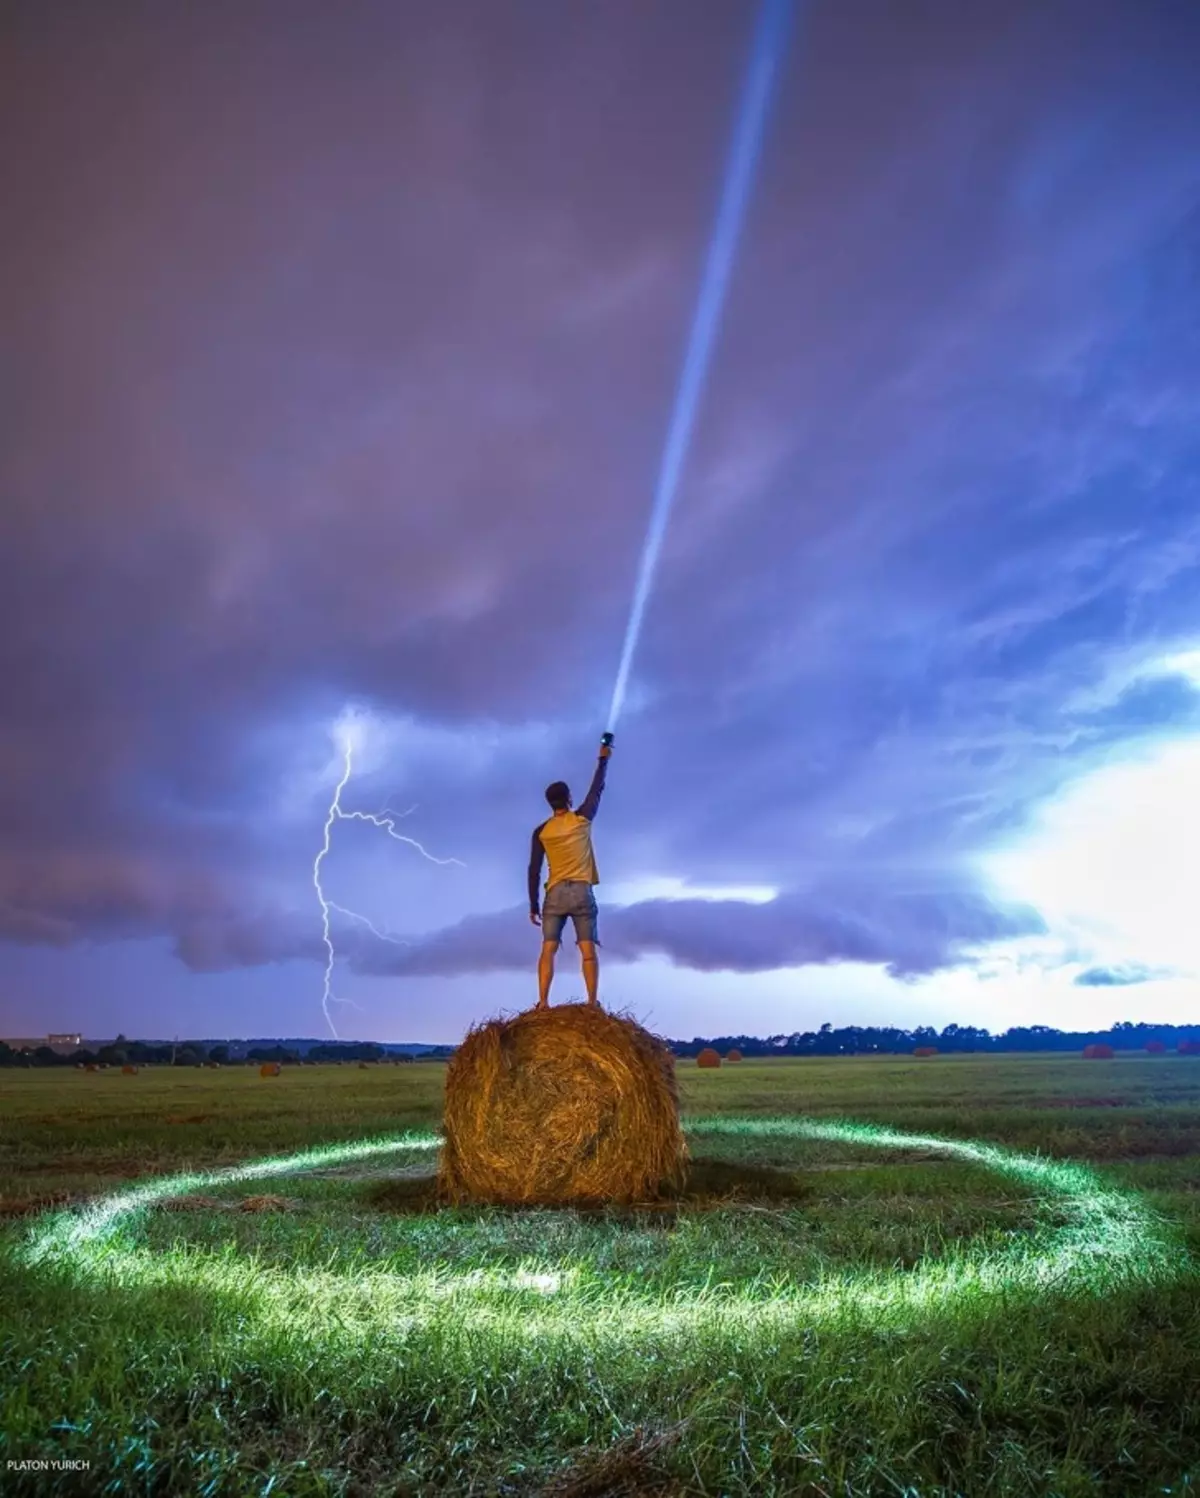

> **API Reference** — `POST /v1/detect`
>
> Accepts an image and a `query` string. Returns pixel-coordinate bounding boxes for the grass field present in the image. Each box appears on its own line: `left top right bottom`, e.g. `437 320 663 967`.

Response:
2 1052 1199 1496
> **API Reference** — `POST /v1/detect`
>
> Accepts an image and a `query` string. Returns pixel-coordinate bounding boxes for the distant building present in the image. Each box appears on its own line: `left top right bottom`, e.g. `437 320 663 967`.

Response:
2 1033 85 1054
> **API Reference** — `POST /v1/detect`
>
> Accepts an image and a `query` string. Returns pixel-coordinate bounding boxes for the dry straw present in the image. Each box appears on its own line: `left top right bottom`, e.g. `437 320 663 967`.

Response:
696 1047 721 1068
439 1002 687 1206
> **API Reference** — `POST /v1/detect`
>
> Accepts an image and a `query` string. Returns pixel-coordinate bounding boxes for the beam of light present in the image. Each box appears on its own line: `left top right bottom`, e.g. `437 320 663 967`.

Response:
313 722 464 1039
606 0 795 731
21 1115 1179 1342
21 1131 440 1260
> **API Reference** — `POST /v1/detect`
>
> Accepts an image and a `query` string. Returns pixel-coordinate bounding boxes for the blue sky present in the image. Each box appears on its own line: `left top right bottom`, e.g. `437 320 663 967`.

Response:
2 0 1199 1043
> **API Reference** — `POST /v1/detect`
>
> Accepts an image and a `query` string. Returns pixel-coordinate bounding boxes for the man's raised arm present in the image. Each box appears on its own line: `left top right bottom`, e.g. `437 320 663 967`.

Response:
578 745 611 822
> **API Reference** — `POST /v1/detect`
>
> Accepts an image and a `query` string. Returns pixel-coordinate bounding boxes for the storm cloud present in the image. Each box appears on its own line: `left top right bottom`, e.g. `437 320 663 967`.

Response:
2 0 1199 1036
1074 965 1163 989
343 885 1045 982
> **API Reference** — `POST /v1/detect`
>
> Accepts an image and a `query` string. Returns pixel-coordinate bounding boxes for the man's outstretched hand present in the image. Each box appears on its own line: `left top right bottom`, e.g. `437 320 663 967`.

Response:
599 743 612 760
530 911 541 927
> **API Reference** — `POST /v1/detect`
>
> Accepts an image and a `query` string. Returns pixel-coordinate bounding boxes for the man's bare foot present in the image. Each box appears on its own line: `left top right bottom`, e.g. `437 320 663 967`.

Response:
587 998 600 1008
535 1001 549 1011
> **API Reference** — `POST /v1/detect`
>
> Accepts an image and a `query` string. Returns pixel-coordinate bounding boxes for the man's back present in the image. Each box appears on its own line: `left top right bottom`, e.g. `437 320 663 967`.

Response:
537 808 599 889
528 754 608 907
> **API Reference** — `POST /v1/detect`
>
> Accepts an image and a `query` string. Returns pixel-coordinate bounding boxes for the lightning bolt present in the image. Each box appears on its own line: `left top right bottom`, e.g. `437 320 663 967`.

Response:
313 728 464 1038
327 902 410 947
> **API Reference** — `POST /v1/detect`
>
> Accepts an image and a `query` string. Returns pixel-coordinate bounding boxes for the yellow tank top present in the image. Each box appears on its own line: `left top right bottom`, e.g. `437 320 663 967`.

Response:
538 810 599 890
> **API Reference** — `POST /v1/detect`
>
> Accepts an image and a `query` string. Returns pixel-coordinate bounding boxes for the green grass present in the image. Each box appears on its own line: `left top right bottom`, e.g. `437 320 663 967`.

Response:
2 1053 1199 1496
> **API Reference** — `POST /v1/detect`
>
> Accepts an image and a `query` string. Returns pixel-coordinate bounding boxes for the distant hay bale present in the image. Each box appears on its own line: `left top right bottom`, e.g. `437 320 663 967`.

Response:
726 1048 743 1062
438 1002 686 1206
1082 1044 1115 1059
1178 1040 1200 1056
121 1064 138 1075
84 1064 97 1074
358 1061 370 1070
913 1046 939 1057
259 1062 282 1078
696 1048 722 1068
205 1061 220 1069
1145 1040 1166 1054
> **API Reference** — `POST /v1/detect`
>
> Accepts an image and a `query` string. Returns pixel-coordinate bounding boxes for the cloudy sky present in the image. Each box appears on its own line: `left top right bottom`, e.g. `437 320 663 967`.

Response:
3 0 1200 1044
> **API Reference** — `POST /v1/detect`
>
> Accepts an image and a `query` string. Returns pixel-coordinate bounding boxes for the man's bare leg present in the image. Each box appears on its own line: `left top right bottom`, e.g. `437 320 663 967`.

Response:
537 940 559 1008
579 940 599 1006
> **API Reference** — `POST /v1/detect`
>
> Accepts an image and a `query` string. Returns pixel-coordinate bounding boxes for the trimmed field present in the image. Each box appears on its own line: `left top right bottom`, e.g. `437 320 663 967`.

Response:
2 1053 1199 1496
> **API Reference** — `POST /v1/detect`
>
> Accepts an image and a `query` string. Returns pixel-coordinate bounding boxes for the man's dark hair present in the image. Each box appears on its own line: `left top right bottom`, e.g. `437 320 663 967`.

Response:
545 781 571 811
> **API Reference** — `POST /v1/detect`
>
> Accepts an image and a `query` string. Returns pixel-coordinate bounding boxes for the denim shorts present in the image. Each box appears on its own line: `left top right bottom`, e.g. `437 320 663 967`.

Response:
541 880 599 945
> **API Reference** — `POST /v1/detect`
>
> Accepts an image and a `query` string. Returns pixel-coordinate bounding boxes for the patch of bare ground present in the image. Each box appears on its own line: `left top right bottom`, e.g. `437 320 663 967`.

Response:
158 1193 301 1213
239 1193 295 1212
538 1422 687 1498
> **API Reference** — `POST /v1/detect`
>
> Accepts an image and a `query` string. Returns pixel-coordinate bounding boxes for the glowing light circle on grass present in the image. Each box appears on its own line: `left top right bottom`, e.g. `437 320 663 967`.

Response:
22 1118 1179 1342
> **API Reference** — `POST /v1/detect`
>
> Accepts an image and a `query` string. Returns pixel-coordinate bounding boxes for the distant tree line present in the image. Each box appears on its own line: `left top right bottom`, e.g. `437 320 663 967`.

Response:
668 1020 1200 1057
0 1034 196 1068
4 1019 1198 1067
240 1042 416 1064
0 1035 418 1067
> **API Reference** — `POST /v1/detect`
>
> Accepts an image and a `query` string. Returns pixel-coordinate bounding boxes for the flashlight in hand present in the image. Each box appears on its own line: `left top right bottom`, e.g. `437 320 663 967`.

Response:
600 731 614 758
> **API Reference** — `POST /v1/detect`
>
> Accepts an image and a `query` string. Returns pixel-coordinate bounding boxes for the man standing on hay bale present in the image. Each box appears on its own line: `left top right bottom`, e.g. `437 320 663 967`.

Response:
528 733 613 1010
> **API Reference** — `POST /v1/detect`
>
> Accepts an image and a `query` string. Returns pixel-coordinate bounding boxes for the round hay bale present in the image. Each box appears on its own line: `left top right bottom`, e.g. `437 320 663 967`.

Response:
913 1046 939 1057
84 1063 97 1073
259 1062 282 1078
1082 1043 1115 1059
121 1064 138 1075
696 1047 722 1068
1145 1040 1166 1054
438 1002 686 1206
725 1048 743 1062
358 1061 370 1070
1178 1039 1200 1056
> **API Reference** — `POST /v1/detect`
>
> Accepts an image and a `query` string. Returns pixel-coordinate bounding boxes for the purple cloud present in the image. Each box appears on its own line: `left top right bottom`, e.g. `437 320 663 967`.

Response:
2 0 1200 1034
